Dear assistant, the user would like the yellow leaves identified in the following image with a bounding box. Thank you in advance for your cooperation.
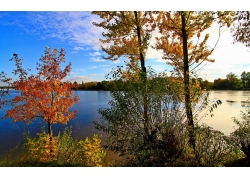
[80,134,106,167]
[155,11,217,75]
[23,130,58,162]
[93,11,156,62]
[21,127,106,166]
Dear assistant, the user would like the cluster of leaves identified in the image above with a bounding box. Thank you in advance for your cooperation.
[92,11,156,62]
[154,11,217,77]
[232,11,250,47]
[4,127,106,167]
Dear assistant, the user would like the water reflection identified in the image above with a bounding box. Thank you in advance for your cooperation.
[199,90,250,136]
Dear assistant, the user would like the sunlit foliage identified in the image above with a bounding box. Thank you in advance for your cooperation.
[92,11,156,63]
[15,127,106,166]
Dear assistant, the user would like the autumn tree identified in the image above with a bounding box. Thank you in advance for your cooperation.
[4,48,79,145]
[92,12,191,165]
[154,11,232,149]
[92,11,156,139]
[232,11,250,47]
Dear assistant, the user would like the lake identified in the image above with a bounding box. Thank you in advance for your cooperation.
[0,90,250,161]
[199,90,250,135]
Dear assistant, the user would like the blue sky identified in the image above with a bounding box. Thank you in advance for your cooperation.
[0,11,174,85]
[0,11,250,85]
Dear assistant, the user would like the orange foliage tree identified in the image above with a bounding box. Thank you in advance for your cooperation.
[4,47,79,141]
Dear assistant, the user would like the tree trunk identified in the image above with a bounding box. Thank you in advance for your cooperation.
[48,122,52,138]
[181,12,195,150]
[134,11,149,138]
[47,122,53,155]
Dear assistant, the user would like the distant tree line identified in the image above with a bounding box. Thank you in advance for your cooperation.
[212,71,250,90]
[71,71,250,91]
[72,80,115,91]
[196,71,250,90]
[3,71,249,91]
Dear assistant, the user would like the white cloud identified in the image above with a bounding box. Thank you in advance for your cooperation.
[146,28,164,61]
[67,75,94,83]
[150,65,168,73]
[70,51,78,54]
[99,65,110,67]
[5,12,104,51]
[73,46,84,51]
[89,66,97,69]
[91,57,105,62]
[154,58,166,63]
[101,67,112,73]
[75,68,85,72]
[89,52,101,56]
[69,71,78,75]
[110,59,121,64]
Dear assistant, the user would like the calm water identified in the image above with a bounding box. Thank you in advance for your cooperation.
[199,90,250,135]
[0,90,249,160]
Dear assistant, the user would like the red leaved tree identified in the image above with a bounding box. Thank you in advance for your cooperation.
[5,47,79,143]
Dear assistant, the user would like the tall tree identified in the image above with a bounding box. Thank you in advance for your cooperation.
[5,48,79,145]
[92,11,156,138]
[154,11,228,149]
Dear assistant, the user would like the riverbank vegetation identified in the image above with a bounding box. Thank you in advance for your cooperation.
[1,11,250,166]
[0,126,106,167]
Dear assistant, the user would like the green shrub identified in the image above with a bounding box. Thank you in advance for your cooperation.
[194,124,238,166]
